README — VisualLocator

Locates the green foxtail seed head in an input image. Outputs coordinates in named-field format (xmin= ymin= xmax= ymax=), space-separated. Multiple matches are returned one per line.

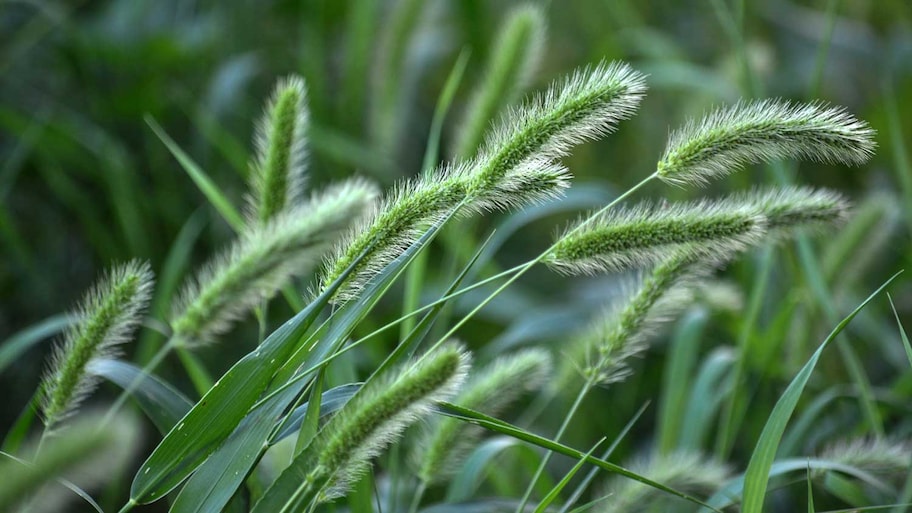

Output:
xmin=468 ymin=60 xmax=646 ymax=197
xmin=596 ymin=452 xmax=730 ymax=513
xmin=171 ymin=178 xmax=377 ymax=345
xmin=251 ymin=342 xmax=469 ymax=512
xmin=738 ymin=186 xmax=849 ymax=237
xmin=415 ymin=348 xmax=551 ymax=484
xmin=320 ymin=161 xmax=472 ymax=302
xmin=41 ymin=261 xmax=153 ymax=430
xmin=558 ymin=251 xmax=709 ymax=388
xmin=454 ymin=3 xmax=546 ymax=159
xmin=545 ymin=197 xmax=768 ymax=276
xmin=247 ymin=75 xmax=309 ymax=225
xmin=817 ymin=438 xmax=912 ymax=480
xmin=657 ymin=99 xmax=876 ymax=186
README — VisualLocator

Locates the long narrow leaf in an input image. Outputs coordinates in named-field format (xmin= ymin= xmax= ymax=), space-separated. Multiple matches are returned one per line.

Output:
xmin=439 ymin=402 xmax=722 ymax=512
xmin=146 ymin=116 xmax=245 ymax=233
xmin=169 ymin=216 xmax=454 ymax=513
xmin=89 ymin=358 xmax=193 ymax=435
xmin=739 ymin=272 xmax=900 ymax=513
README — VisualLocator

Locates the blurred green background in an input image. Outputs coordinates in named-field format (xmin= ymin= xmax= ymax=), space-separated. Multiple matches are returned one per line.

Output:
xmin=2 ymin=0 xmax=912 ymax=508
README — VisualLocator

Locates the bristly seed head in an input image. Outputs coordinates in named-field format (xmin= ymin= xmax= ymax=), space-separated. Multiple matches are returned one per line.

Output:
xmin=41 ymin=261 xmax=154 ymax=430
xmin=247 ymin=75 xmax=310 ymax=225
xmin=657 ymin=99 xmax=876 ymax=187
xmin=545 ymin=198 xmax=768 ymax=276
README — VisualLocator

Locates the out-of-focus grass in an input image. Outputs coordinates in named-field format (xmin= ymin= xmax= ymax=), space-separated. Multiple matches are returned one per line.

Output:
xmin=1 ymin=1 xmax=911 ymax=511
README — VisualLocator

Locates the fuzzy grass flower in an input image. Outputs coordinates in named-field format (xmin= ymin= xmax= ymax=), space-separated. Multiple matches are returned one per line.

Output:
xmin=657 ymin=99 xmax=876 ymax=186
xmin=252 ymin=342 xmax=470 ymax=511
xmin=171 ymin=178 xmax=377 ymax=345
xmin=595 ymin=452 xmax=730 ymax=513
xmin=559 ymin=251 xmax=706 ymax=388
xmin=247 ymin=75 xmax=309 ymax=225
xmin=415 ymin=348 xmax=551 ymax=485
xmin=41 ymin=261 xmax=153 ymax=430
xmin=323 ymin=60 xmax=645 ymax=302
xmin=545 ymin=198 xmax=767 ymax=276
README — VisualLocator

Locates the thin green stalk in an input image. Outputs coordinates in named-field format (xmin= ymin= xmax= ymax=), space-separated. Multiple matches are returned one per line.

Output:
xmin=516 ymin=377 xmax=595 ymax=512
xmin=100 ymin=338 xmax=175 ymax=427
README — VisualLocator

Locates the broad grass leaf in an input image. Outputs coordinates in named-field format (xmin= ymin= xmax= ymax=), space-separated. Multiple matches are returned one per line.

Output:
xmin=0 ymin=314 xmax=72 ymax=375
xmin=169 ymin=219 xmax=451 ymax=513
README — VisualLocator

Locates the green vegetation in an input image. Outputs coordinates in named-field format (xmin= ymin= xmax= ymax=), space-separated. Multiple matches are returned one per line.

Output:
xmin=2 ymin=1 xmax=911 ymax=512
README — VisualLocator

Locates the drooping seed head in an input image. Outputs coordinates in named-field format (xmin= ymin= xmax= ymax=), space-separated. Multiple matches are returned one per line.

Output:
xmin=657 ymin=99 xmax=876 ymax=187
xmin=738 ymin=186 xmax=850 ymax=237
xmin=172 ymin=178 xmax=377 ymax=345
xmin=41 ymin=261 xmax=154 ymax=430
xmin=251 ymin=342 xmax=470 ymax=511
xmin=416 ymin=348 xmax=551 ymax=484
xmin=545 ymin=197 xmax=768 ymax=276
xmin=469 ymin=60 xmax=646 ymax=196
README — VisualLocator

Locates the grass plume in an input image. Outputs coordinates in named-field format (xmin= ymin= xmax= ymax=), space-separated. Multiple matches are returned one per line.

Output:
xmin=415 ymin=348 xmax=551 ymax=485
xmin=252 ymin=342 xmax=470 ymax=511
xmin=657 ymin=99 xmax=876 ymax=186
xmin=40 ymin=261 xmax=153 ymax=430
xmin=545 ymin=198 xmax=767 ymax=276
xmin=171 ymin=179 xmax=377 ymax=345
xmin=454 ymin=3 xmax=546 ymax=159
xmin=247 ymin=75 xmax=309 ymax=225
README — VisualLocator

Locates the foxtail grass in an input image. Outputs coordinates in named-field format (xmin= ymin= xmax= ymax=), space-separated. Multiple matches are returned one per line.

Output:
xmin=657 ymin=99 xmax=875 ymax=187
xmin=454 ymin=3 xmax=545 ymax=159
xmin=252 ymin=342 xmax=470 ymax=511
xmin=40 ymin=261 xmax=153 ymax=431
xmin=247 ymin=75 xmax=309 ymax=225
xmin=171 ymin=179 xmax=377 ymax=345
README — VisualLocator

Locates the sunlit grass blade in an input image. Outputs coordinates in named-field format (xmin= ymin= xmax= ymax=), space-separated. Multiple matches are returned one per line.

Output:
xmin=740 ymin=271 xmax=901 ymax=513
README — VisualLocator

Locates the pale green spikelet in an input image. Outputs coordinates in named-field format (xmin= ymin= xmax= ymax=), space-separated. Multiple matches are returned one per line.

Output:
xmin=544 ymin=197 xmax=767 ymax=276
xmin=467 ymin=158 xmax=572 ymax=212
xmin=816 ymin=438 xmax=912 ymax=480
xmin=320 ymin=161 xmax=472 ymax=302
xmin=247 ymin=75 xmax=309 ymax=225
xmin=739 ymin=186 xmax=849 ymax=237
xmin=657 ymin=99 xmax=876 ymax=186
xmin=557 ymin=251 xmax=707 ymax=388
xmin=468 ymin=60 xmax=646 ymax=197
xmin=454 ymin=3 xmax=546 ymax=159
xmin=415 ymin=348 xmax=551 ymax=485
xmin=594 ymin=452 xmax=730 ymax=513
xmin=171 ymin=178 xmax=377 ymax=345
xmin=0 ymin=411 xmax=141 ymax=511
xmin=251 ymin=342 xmax=470 ymax=512
xmin=40 ymin=261 xmax=154 ymax=430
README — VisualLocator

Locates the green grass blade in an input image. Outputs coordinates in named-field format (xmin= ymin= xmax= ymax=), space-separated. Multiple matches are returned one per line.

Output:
xmin=145 ymin=116 xmax=245 ymax=233
xmin=126 ymin=259 xmax=353 ymax=505
xmin=168 ymin=217 xmax=449 ymax=513
xmin=89 ymin=358 xmax=193 ymax=435
xmin=534 ymin=439 xmax=604 ymax=513
xmin=658 ymin=308 xmax=708 ymax=454
xmin=888 ymin=294 xmax=912 ymax=369
xmin=294 ymin=369 xmax=325 ymax=455
xmin=439 ymin=402 xmax=722 ymax=512
xmin=740 ymin=271 xmax=901 ymax=513
xmin=0 ymin=314 xmax=72 ymax=375
xmin=446 ymin=437 xmax=538 ymax=502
